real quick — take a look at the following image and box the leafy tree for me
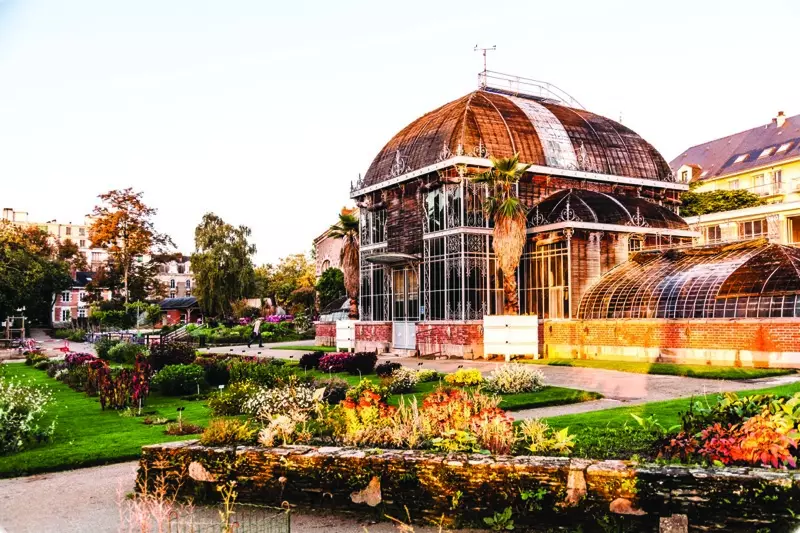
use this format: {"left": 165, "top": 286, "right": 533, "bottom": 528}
{"left": 316, "top": 267, "right": 345, "bottom": 309}
{"left": 254, "top": 254, "right": 315, "bottom": 311}
{"left": 0, "top": 221, "right": 72, "bottom": 323}
{"left": 89, "top": 188, "right": 173, "bottom": 303}
{"left": 329, "top": 212, "right": 360, "bottom": 319}
{"left": 191, "top": 213, "right": 256, "bottom": 316}
{"left": 471, "top": 154, "right": 531, "bottom": 315}
{"left": 57, "top": 239, "right": 89, "bottom": 271}
{"left": 680, "top": 189, "right": 766, "bottom": 217}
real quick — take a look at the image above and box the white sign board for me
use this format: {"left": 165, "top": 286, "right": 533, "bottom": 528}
{"left": 335, "top": 320, "right": 356, "bottom": 352}
{"left": 483, "top": 315, "right": 539, "bottom": 361}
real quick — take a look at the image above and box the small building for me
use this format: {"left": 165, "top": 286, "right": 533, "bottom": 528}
{"left": 159, "top": 297, "right": 201, "bottom": 326}
{"left": 52, "top": 271, "right": 112, "bottom": 326}
{"left": 671, "top": 111, "right": 800, "bottom": 246}
{"left": 154, "top": 254, "right": 195, "bottom": 299}
{"left": 313, "top": 207, "right": 358, "bottom": 278}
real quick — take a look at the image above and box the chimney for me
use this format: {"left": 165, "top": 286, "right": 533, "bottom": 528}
{"left": 776, "top": 111, "right": 786, "bottom": 128}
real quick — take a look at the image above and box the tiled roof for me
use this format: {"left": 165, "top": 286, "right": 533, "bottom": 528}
{"left": 159, "top": 297, "right": 198, "bottom": 310}
{"left": 363, "top": 88, "right": 674, "bottom": 187}
{"left": 670, "top": 113, "right": 800, "bottom": 181}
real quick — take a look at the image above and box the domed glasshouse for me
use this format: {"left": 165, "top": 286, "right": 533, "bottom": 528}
{"left": 318, "top": 80, "right": 800, "bottom": 366}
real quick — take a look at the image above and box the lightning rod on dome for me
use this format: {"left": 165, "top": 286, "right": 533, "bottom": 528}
{"left": 474, "top": 44, "right": 496, "bottom": 88}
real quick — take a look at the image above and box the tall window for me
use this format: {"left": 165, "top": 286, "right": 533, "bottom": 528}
{"left": 79, "top": 227, "right": 85, "bottom": 236}
{"left": 704, "top": 225, "right": 722, "bottom": 244}
{"left": 79, "top": 240, "right": 86, "bottom": 247}
{"left": 169, "top": 290, "right": 176, "bottom": 298}
{"left": 739, "top": 219, "right": 768, "bottom": 239}
{"left": 729, "top": 179, "right": 740, "bottom": 190}
{"left": 91, "top": 252, "right": 102, "bottom": 263}
{"left": 185, "top": 279, "right": 191, "bottom": 289}
{"left": 519, "top": 240, "right": 570, "bottom": 319}
{"left": 61, "top": 291, "right": 71, "bottom": 303}
{"left": 680, "top": 170, "right": 688, "bottom": 182}
{"left": 360, "top": 209, "right": 387, "bottom": 246}
{"left": 61, "top": 309, "right": 71, "bottom": 321}
{"left": 359, "top": 248, "right": 390, "bottom": 321}
{"left": 754, "top": 174, "right": 767, "bottom": 195}
{"left": 78, "top": 308, "right": 87, "bottom": 318}
{"left": 170, "top": 279, "right": 176, "bottom": 289}
{"left": 425, "top": 183, "right": 484, "bottom": 234}
{"left": 65, "top": 226, "right": 71, "bottom": 236}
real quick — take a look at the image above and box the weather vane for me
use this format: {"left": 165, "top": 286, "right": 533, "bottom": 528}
{"left": 474, "top": 44, "right": 496, "bottom": 88}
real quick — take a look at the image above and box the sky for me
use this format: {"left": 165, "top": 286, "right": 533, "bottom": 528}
{"left": 1, "top": 0, "right": 799, "bottom": 263}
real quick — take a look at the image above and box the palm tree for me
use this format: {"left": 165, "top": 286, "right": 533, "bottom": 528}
{"left": 329, "top": 210, "right": 360, "bottom": 319}
{"left": 471, "top": 154, "right": 531, "bottom": 315}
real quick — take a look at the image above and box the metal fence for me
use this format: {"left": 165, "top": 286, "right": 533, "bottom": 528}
{"left": 138, "top": 505, "right": 290, "bottom": 533}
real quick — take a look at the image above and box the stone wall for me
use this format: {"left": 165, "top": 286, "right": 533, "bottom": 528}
{"left": 355, "top": 322, "right": 392, "bottom": 353}
{"left": 140, "top": 442, "right": 800, "bottom": 531}
{"left": 415, "top": 321, "right": 484, "bottom": 359}
{"left": 314, "top": 322, "right": 335, "bottom": 347}
{"left": 543, "top": 318, "right": 800, "bottom": 367}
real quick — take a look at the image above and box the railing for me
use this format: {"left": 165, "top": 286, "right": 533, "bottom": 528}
{"left": 414, "top": 326, "right": 444, "bottom": 359}
{"left": 163, "top": 324, "right": 190, "bottom": 343}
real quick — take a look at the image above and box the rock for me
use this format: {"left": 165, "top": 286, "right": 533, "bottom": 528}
{"left": 659, "top": 514, "right": 688, "bottom": 533}
{"left": 609, "top": 497, "right": 645, "bottom": 516}
{"left": 350, "top": 476, "right": 381, "bottom": 507}
{"left": 565, "top": 469, "right": 587, "bottom": 505}
{"left": 188, "top": 461, "right": 217, "bottom": 482}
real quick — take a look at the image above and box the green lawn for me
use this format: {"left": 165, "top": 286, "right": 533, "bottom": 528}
{"left": 273, "top": 345, "right": 336, "bottom": 352}
{"left": 521, "top": 358, "right": 795, "bottom": 380}
{"left": 0, "top": 364, "right": 211, "bottom": 478}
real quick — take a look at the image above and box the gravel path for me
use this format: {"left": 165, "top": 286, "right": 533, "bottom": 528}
{"left": 0, "top": 462, "right": 475, "bottom": 533}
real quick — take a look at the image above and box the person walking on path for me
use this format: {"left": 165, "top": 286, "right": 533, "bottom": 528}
{"left": 247, "top": 317, "right": 264, "bottom": 348}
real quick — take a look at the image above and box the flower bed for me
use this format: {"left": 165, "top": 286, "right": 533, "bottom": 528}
{"left": 139, "top": 441, "right": 800, "bottom": 531}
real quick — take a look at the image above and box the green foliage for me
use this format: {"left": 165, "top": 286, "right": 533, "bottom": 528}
{"left": 315, "top": 267, "right": 345, "bottom": 309}
{"left": 106, "top": 342, "right": 146, "bottom": 364}
{"left": 0, "top": 378, "right": 56, "bottom": 454}
{"left": 680, "top": 189, "right": 766, "bottom": 217}
{"left": 54, "top": 329, "right": 87, "bottom": 342}
{"left": 25, "top": 353, "right": 49, "bottom": 366}
{"left": 228, "top": 359, "right": 295, "bottom": 387}
{"left": 191, "top": 213, "right": 256, "bottom": 316}
{"left": 95, "top": 337, "right": 121, "bottom": 360}
{"left": 149, "top": 342, "right": 196, "bottom": 370}
{"left": 431, "top": 430, "right": 481, "bottom": 453}
{"left": 151, "top": 364, "right": 206, "bottom": 396}
{"left": 207, "top": 381, "right": 259, "bottom": 415}
{"left": 90, "top": 308, "right": 135, "bottom": 329}
{"left": 517, "top": 419, "right": 575, "bottom": 455}
{"left": 483, "top": 507, "right": 514, "bottom": 531}
{"left": 199, "top": 418, "right": 258, "bottom": 446}
{"left": 193, "top": 354, "right": 232, "bottom": 386}
{"left": 346, "top": 378, "right": 389, "bottom": 402}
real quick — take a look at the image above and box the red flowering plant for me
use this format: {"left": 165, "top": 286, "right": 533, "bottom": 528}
{"left": 64, "top": 352, "right": 97, "bottom": 368}
{"left": 318, "top": 352, "right": 354, "bottom": 373}
{"left": 131, "top": 354, "right": 152, "bottom": 407}
{"left": 697, "top": 423, "right": 739, "bottom": 465}
{"left": 469, "top": 407, "right": 516, "bottom": 455}
{"left": 85, "top": 359, "right": 110, "bottom": 396}
{"left": 731, "top": 411, "right": 799, "bottom": 468}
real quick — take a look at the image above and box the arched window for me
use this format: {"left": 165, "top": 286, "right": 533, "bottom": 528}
{"left": 321, "top": 259, "right": 331, "bottom": 271}
{"left": 170, "top": 279, "right": 176, "bottom": 289}
{"left": 185, "top": 279, "right": 191, "bottom": 289}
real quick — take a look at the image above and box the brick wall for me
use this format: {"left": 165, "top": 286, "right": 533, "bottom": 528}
{"left": 355, "top": 322, "right": 392, "bottom": 353}
{"left": 416, "top": 321, "right": 484, "bottom": 359}
{"left": 544, "top": 318, "right": 800, "bottom": 367}
{"left": 314, "top": 322, "right": 335, "bottom": 347}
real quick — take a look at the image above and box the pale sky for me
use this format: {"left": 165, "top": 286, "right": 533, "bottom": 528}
{"left": 1, "top": 0, "right": 798, "bottom": 263}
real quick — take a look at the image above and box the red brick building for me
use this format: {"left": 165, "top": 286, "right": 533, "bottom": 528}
{"left": 52, "top": 271, "right": 112, "bottom": 326}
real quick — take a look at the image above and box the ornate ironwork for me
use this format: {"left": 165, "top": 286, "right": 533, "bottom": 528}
{"left": 563, "top": 228, "right": 574, "bottom": 240}
{"left": 466, "top": 234, "right": 485, "bottom": 253}
{"left": 466, "top": 140, "right": 490, "bottom": 158}
{"left": 767, "top": 214, "right": 781, "bottom": 241}
{"left": 555, "top": 196, "right": 582, "bottom": 222}
{"left": 388, "top": 150, "right": 410, "bottom": 178}
{"left": 626, "top": 207, "right": 649, "bottom": 228}
{"left": 350, "top": 173, "right": 366, "bottom": 193}
{"left": 382, "top": 267, "right": 391, "bottom": 320}
{"left": 437, "top": 142, "right": 454, "bottom": 162}
{"left": 576, "top": 142, "right": 591, "bottom": 172}
{"left": 530, "top": 205, "right": 548, "bottom": 227}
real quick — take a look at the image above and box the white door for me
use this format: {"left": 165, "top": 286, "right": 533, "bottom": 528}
{"left": 392, "top": 267, "right": 418, "bottom": 350}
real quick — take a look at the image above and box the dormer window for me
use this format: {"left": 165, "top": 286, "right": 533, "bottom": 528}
{"left": 777, "top": 142, "right": 793, "bottom": 153}
{"left": 734, "top": 154, "right": 749, "bottom": 163}
{"left": 758, "top": 147, "right": 776, "bottom": 159}
{"left": 680, "top": 170, "right": 689, "bottom": 182}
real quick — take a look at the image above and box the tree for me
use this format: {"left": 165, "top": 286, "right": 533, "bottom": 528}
{"left": 57, "top": 239, "right": 89, "bottom": 271}
{"left": 316, "top": 267, "right": 345, "bottom": 309}
{"left": 254, "top": 254, "right": 316, "bottom": 310}
{"left": 191, "top": 213, "right": 256, "bottom": 316}
{"left": 471, "top": 154, "right": 531, "bottom": 315}
{"left": 680, "top": 189, "right": 766, "bottom": 217}
{"left": 0, "top": 221, "right": 72, "bottom": 323}
{"left": 329, "top": 211, "right": 360, "bottom": 319}
{"left": 89, "top": 188, "right": 173, "bottom": 303}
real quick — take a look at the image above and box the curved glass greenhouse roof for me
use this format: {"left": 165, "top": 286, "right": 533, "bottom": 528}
{"left": 578, "top": 239, "right": 800, "bottom": 319}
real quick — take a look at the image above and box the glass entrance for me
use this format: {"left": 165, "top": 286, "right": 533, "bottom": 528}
{"left": 392, "top": 266, "right": 419, "bottom": 350}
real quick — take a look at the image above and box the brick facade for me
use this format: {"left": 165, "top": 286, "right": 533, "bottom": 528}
{"left": 354, "top": 322, "right": 392, "bottom": 353}
{"left": 314, "top": 322, "right": 336, "bottom": 347}
{"left": 52, "top": 286, "right": 112, "bottom": 325}
{"left": 543, "top": 318, "right": 800, "bottom": 367}
{"left": 416, "top": 321, "right": 484, "bottom": 359}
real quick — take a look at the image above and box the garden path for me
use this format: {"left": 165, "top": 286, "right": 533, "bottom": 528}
{"left": 0, "top": 461, "right": 477, "bottom": 533}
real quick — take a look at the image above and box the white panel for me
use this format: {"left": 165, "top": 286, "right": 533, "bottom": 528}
{"left": 498, "top": 95, "right": 579, "bottom": 171}
{"left": 483, "top": 315, "right": 539, "bottom": 359}
{"left": 336, "top": 320, "right": 356, "bottom": 351}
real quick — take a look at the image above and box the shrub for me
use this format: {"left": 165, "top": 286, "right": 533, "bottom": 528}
{"left": 54, "top": 328, "right": 86, "bottom": 341}
{"left": 243, "top": 382, "right": 322, "bottom": 422}
{"left": 469, "top": 407, "right": 516, "bottom": 455}
{"left": 207, "top": 381, "right": 259, "bottom": 415}
{"left": 149, "top": 342, "right": 196, "bottom": 370}
{"left": 164, "top": 422, "right": 204, "bottom": 436}
{"left": 24, "top": 352, "right": 48, "bottom": 366}
{"left": 299, "top": 351, "right": 325, "bottom": 370}
{"left": 107, "top": 342, "right": 146, "bottom": 364}
{"left": 194, "top": 354, "right": 232, "bottom": 386}
{"left": 318, "top": 352, "right": 352, "bottom": 373}
{"left": 151, "top": 364, "right": 206, "bottom": 396}
{"left": 46, "top": 361, "right": 68, "bottom": 379}
{"left": 387, "top": 366, "right": 419, "bottom": 394}
{"left": 199, "top": 418, "right": 258, "bottom": 446}
{"left": 64, "top": 352, "right": 97, "bottom": 368}
{"left": 346, "top": 378, "right": 389, "bottom": 402}
{"left": 344, "top": 352, "right": 378, "bottom": 375}
{"left": 33, "top": 360, "right": 51, "bottom": 370}
{"left": 228, "top": 359, "right": 296, "bottom": 387}
{"left": 95, "top": 337, "right": 121, "bottom": 360}
{"left": 444, "top": 368, "right": 483, "bottom": 387}
{"left": 484, "top": 364, "right": 545, "bottom": 394}
{"left": 62, "top": 365, "right": 90, "bottom": 391}
{"left": 416, "top": 369, "right": 442, "bottom": 383}
{"left": 0, "top": 379, "right": 56, "bottom": 453}
{"left": 314, "top": 377, "right": 349, "bottom": 405}
{"left": 96, "top": 357, "right": 152, "bottom": 410}
{"left": 375, "top": 362, "right": 401, "bottom": 378}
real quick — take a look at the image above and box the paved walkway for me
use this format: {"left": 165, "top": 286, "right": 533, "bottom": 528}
{"left": 0, "top": 462, "right": 477, "bottom": 533}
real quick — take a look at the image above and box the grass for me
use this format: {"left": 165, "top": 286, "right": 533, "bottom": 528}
{"left": 521, "top": 358, "right": 795, "bottom": 380}
{"left": 273, "top": 345, "right": 336, "bottom": 352}
{"left": 0, "top": 364, "right": 211, "bottom": 478}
